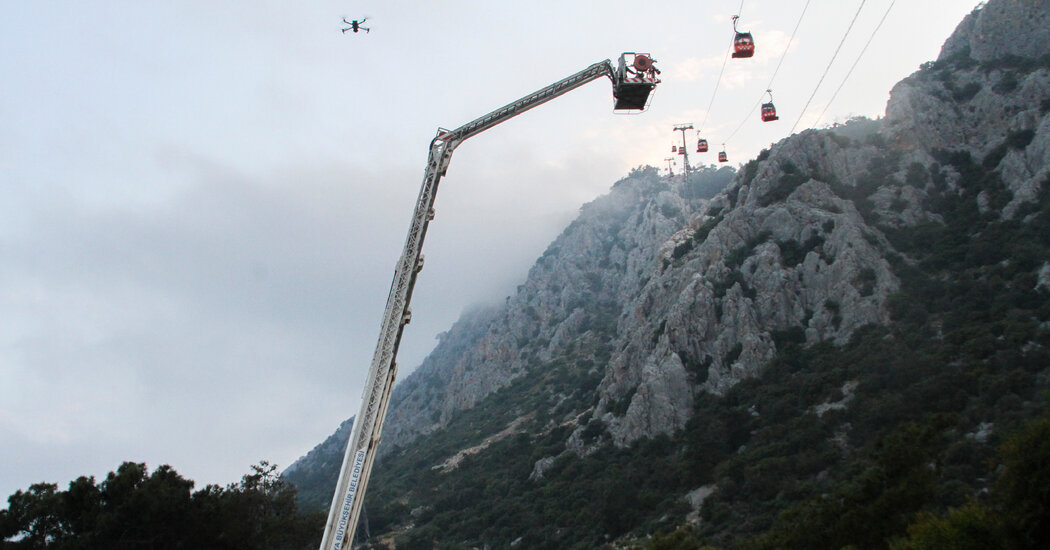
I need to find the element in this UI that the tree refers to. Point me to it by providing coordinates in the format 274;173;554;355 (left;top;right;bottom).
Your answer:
1;483;65;547
995;410;1050;548
2;461;323;550
890;502;1003;550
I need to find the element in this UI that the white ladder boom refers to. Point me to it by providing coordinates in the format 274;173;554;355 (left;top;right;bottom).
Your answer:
319;53;659;550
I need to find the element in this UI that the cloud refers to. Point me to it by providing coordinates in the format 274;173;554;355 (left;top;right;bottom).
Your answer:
667;54;731;83
0;151;420;493
0;133;610;495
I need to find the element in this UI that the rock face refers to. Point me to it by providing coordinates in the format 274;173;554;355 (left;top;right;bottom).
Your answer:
286;166;733;480
939;0;1050;63
380;166;734;453
595;128;907;444
287;0;1050;510
883;0;1050;218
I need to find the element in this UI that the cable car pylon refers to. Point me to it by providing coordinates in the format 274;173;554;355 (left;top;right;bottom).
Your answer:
673;123;694;174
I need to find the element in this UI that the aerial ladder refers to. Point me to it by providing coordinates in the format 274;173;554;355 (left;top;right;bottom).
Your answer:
319;53;660;550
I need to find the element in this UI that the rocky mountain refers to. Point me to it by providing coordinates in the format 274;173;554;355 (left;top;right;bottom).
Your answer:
285;1;1050;547
285;161;736;508
381;166;735;451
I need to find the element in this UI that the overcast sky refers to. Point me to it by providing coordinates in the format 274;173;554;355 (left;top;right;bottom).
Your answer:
1;0;981;501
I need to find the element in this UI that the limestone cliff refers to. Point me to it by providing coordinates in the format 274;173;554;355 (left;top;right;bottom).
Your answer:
380;166;733;453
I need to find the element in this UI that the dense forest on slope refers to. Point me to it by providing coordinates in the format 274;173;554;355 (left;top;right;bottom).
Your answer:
640;404;1050;550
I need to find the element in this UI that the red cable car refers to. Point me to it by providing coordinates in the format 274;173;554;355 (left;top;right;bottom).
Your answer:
679;147;686;155
697;138;709;153
671;144;677;153
731;16;755;59
761;89;779;122
718;146;728;163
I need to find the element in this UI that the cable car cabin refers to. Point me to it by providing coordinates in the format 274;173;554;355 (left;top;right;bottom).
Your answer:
613;53;660;111
697;139;709;153
672;144;677;153
732;32;755;58
678;147;686;155
761;102;779;122
718;151;728;163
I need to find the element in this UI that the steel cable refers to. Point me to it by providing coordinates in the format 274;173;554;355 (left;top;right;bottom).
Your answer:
813;0;897;127
790;0;869;134
697;0;746;136
724;0;812;143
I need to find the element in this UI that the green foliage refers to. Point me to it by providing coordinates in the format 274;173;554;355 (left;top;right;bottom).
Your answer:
993;70;1019;94
890;406;1050;550
776;234;825;267
607;389;636;416
0;461;323;550
683;354;713;384
682;166;736;200
740;416;957;550
725;231;772;270
738;149;772;189
759;161;809;207
693;214;724;244
826;149;902;224
905;162;929;187
1007;128;1036;150
949;80;983;102
662;202;683;219
919;45;977;75
984;129;1036;169
890;502;1005;550
620;165;661;185
673;239;695;261
725;185;741;209
739;161;758;185
713;270;754;303
854;267;878;296
828;116;881;143
995;409;1050;547
724;247;750;270
367;408;691;548
978;52;1050;73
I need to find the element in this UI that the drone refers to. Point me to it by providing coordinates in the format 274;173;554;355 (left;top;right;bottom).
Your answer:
342;17;370;34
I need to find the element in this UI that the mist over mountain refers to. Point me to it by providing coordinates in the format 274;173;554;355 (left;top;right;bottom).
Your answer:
285;0;1050;547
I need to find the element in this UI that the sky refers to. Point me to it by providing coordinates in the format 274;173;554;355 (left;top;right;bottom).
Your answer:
1;0;983;502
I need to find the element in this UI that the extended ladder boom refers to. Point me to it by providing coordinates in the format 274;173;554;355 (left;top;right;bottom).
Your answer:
319;53;658;550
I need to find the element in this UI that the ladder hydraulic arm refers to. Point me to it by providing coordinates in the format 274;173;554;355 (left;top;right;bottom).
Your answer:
319;53;659;550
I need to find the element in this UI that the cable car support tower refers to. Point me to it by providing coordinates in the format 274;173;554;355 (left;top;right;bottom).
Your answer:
673;123;694;175
319;53;660;550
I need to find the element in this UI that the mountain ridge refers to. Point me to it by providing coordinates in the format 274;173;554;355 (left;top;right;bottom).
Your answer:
284;1;1050;546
